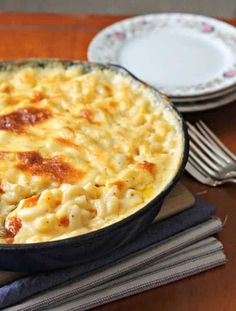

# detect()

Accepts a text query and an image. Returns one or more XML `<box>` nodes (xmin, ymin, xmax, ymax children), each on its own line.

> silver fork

<box><xmin>186</xmin><ymin>121</ymin><xmax>236</xmax><ymax>186</ymax></box>
<box><xmin>186</xmin><ymin>160</ymin><xmax>236</xmax><ymax>186</ymax></box>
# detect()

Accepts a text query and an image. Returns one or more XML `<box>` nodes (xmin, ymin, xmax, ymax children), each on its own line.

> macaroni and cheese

<box><xmin>0</xmin><ymin>61</ymin><xmax>183</xmax><ymax>244</ymax></box>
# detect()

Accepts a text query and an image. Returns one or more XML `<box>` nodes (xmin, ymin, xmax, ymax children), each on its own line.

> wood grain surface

<box><xmin>0</xmin><ymin>12</ymin><xmax>235</xmax><ymax>311</ymax></box>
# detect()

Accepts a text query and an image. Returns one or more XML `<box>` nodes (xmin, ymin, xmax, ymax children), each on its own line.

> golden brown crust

<box><xmin>0</xmin><ymin>107</ymin><xmax>51</xmax><ymax>133</ymax></box>
<box><xmin>79</xmin><ymin>109</ymin><xmax>101</xmax><ymax>125</ymax></box>
<box><xmin>138</xmin><ymin>161</ymin><xmax>156</xmax><ymax>176</ymax></box>
<box><xmin>6</xmin><ymin>216</ymin><xmax>22</xmax><ymax>237</ymax></box>
<box><xmin>16</xmin><ymin>151</ymin><xmax>85</xmax><ymax>183</ymax></box>
<box><xmin>22</xmin><ymin>194</ymin><xmax>40</xmax><ymax>208</ymax></box>
<box><xmin>55</xmin><ymin>138</ymin><xmax>81</xmax><ymax>151</ymax></box>
<box><xmin>59</xmin><ymin>216</ymin><xmax>70</xmax><ymax>227</ymax></box>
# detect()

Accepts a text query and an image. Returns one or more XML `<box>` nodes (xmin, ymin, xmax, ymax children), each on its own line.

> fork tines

<box><xmin>186</xmin><ymin>120</ymin><xmax>236</xmax><ymax>183</ymax></box>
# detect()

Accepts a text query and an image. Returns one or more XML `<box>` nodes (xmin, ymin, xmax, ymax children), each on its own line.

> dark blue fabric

<box><xmin>0</xmin><ymin>197</ymin><xmax>216</xmax><ymax>309</ymax></box>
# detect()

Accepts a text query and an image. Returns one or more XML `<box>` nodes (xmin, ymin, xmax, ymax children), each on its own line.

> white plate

<box><xmin>175</xmin><ymin>90</ymin><xmax>236</xmax><ymax>112</ymax></box>
<box><xmin>88</xmin><ymin>13</ymin><xmax>236</xmax><ymax>98</ymax></box>
<box><xmin>170</xmin><ymin>83</ymin><xmax>236</xmax><ymax>103</ymax></box>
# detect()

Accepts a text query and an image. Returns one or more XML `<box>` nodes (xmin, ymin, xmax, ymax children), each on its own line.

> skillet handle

<box><xmin>106</xmin><ymin>63</ymin><xmax>148</xmax><ymax>85</ymax></box>
<box><xmin>106</xmin><ymin>62</ymin><xmax>165</xmax><ymax>96</ymax></box>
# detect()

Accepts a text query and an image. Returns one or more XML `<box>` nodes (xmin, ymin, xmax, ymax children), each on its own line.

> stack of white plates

<box><xmin>88</xmin><ymin>13</ymin><xmax>236</xmax><ymax>113</ymax></box>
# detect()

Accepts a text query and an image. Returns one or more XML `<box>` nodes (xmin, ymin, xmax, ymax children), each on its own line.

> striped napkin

<box><xmin>1</xmin><ymin>197</ymin><xmax>226</xmax><ymax>310</ymax></box>
<box><xmin>5</xmin><ymin>218</ymin><xmax>224</xmax><ymax>311</ymax></box>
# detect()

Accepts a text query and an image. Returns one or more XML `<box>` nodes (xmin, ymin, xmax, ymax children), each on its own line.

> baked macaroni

<box><xmin>0</xmin><ymin>62</ymin><xmax>183</xmax><ymax>243</ymax></box>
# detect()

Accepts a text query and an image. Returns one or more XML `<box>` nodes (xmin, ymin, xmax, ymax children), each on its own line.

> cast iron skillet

<box><xmin>0</xmin><ymin>59</ymin><xmax>189</xmax><ymax>272</ymax></box>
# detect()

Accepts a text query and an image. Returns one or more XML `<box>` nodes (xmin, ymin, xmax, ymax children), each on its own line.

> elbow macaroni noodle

<box><xmin>0</xmin><ymin>62</ymin><xmax>183</xmax><ymax>243</ymax></box>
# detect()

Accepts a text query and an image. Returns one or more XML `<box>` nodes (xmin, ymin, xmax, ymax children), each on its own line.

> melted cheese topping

<box><xmin>0</xmin><ymin>63</ymin><xmax>183</xmax><ymax>244</ymax></box>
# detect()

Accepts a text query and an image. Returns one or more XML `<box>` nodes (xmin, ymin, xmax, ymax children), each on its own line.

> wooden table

<box><xmin>0</xmin><ymin>12</ymin><xmax>235</xmax><ymax>311</ymax></box>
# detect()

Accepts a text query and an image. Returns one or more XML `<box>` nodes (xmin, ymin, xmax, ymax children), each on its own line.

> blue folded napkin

<box><xmin>0</xmin><ymin>197</ymin><xmax>216</xmax><ymax>309</ymax></box>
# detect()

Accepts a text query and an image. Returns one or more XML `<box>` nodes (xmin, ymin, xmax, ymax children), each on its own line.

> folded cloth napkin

<box><xmin>7</xmin><ymin>218</ymin><xmax>224</xmax><ymax>311</ymax></box>
<box><xmin>54</xmin><ymin>235</ymin><xmax>225</xmax><ymax>311</ymax></box>
<box><xmin>0</xmin><ymin>197</ymin><xmax>223</xmax><ymax>309</ymax></box>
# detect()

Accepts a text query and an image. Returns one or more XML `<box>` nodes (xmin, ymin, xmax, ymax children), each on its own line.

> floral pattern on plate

<box><xmin>88</xmin><ymin>14</ymin><xmax>236</xmax><ymax>97</ymax></box>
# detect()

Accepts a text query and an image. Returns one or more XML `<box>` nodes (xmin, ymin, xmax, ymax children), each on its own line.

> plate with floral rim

<box><xmin>88</xmin><ymin>13</ymin><xmax>236</xmax><ymax>98</ymax></box>
<box><xmin>175</xmin><ymin>88</ymin><xmax>236</xmax><ymax>112</ymax></box>
<box><xmin>170</xmin><ymin>83</ymin><xmax>236</xmax><ymax>103</ymax></box>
